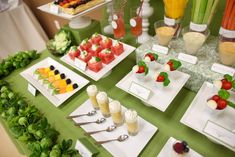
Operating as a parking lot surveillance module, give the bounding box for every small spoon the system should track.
[67,110,97,119]
[84,125,117,135]
[95,134,129,145]
[75,118,106,126]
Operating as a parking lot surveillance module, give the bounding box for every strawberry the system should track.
[157,75,165,82]
[137,66,145,73]
[222,81,232,90]
[211,95,220,102]
[217,99,227,110]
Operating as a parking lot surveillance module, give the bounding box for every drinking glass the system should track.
[112,10,126,39]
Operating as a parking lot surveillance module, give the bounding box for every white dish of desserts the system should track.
[116,63,190,112]
[60,35,136,81]
[70,98,158,157]
[157,137,202,157]
[20,57,89,107]
[38,0,112,20]
[181,81,235,152]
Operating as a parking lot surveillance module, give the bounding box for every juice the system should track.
[113,14,125,39]
[130,16,142,36]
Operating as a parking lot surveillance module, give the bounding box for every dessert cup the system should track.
[218,33,235,66]
[125,109,139,136]
[96,91,110,117]
[86,85,99,110]
[154,20,176,47]
[109,100,123,126]
[182,26,210,55]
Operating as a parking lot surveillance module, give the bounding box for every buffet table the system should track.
[2,50,235,157]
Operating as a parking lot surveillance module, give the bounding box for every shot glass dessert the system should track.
[109,100,123,126]
[86,85,99,110]
[96,91,110,117]
[125,109,139,136]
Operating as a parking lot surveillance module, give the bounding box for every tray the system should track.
[61,35,136,81]
[116,63,190,112]
[181,81,235,152]
[70,98,158,157]
[20,57,89,107]
[157,137,202,157]
[38,0,112,20]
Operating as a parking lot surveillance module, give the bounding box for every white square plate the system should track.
[116,63,190,112]
[70,99,158,157]
[157,137,202,157]
[20,57,89,107]
[181,82,235,152]
[60,35,136,81]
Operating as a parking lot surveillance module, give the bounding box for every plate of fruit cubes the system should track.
[20,57,89,107]
[60,33,136,81]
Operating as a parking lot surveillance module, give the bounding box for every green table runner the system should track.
[2,50,235,157]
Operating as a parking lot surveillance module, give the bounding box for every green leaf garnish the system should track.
[170,59,182,70]
[159,72,168,78]
[153,53,158,61]
[218,89,230,100]
[232,80,235,89]
[228,101,235,109]
[163,78,170,86]
[138,61,148,75]
[95,57,101,62]
[224,74,233,82]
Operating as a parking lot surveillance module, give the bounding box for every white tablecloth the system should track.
[0,1,48,59]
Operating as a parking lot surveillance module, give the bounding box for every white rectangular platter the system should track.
[70,99,158,157]
[116,63,190,112]
[157,137,202,157]
[38,0,112,20]
[60,35,136,81]
[181,81,235,152]
[20,57,89,107]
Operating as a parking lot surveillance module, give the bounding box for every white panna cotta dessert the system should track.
[96,91,110,117]
[109,100,123,126]
[125,109,139,136]
[86,85,99,110]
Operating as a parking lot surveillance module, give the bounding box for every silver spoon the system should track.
[67,110,97,119]
[84,125,117,135]
[95,134,129,145]
[75,118,106,126]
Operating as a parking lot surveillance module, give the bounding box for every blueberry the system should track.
[184,147,190,153]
